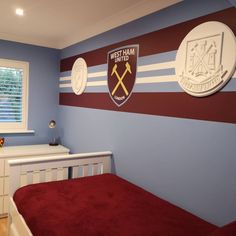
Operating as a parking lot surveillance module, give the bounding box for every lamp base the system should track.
[49,143,59,146]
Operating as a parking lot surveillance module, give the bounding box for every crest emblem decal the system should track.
[107,45,139,106]
[176,21,236,97]
[71,58,88,95]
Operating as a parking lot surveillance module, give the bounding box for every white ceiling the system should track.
[0,0,181,49]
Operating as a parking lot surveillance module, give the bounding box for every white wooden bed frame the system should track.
[7,151,112,236]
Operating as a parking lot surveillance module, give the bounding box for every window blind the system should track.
[0,67,23,123]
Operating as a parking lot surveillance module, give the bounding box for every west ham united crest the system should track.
[107,45,139,106]
[176,21,236,97]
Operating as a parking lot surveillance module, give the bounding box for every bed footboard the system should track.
[8,151,112,236]
[9,197,32,236]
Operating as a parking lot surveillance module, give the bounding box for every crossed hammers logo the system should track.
[190,43,213,75]
[111,62,132,96]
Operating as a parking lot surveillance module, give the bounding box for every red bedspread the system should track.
[14,174,218,236]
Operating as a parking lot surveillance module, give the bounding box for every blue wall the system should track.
[59,0,236,226]
[0,40,60,145]
[0,0,235,228]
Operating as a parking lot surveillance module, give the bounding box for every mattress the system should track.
[14,173,217,236]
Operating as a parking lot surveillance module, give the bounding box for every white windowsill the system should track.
[0,130,35,134]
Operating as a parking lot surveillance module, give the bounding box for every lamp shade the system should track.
[48,120,56,129]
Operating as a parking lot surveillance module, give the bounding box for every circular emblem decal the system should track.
[71,58,88,95]
[176,21,236,97]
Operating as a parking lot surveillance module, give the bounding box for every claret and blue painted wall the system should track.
[1,0,236,227]
[58,0,236,226]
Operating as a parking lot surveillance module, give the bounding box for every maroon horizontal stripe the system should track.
[60,7,236,72]
[59,92,236,124]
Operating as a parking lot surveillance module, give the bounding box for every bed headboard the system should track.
[8,151,112,196]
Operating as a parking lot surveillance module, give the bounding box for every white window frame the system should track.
[0,58,30,133]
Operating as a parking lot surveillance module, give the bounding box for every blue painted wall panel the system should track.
[0,40,60,145]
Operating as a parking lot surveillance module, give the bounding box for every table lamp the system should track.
[48,120,58,146]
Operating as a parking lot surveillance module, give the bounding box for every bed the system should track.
[8,151,236,236]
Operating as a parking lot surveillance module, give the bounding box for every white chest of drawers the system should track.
[0,144,70,217]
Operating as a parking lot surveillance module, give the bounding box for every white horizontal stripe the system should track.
[59,75,177,88]
[138,61,175,72]
[59,76,71,81]
[59,61,176,81]
[79,61,175,79]
[88,71,107,78]
[59,69,236,88]
[59,83,71,88]
[59,81,108,88]
[59,71,108,81]
[59,71,107,81]
[90,61,175,78]
[136,75,178,84]
[87,81,107,86]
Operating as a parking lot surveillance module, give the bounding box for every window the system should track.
[0,59,29,132]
